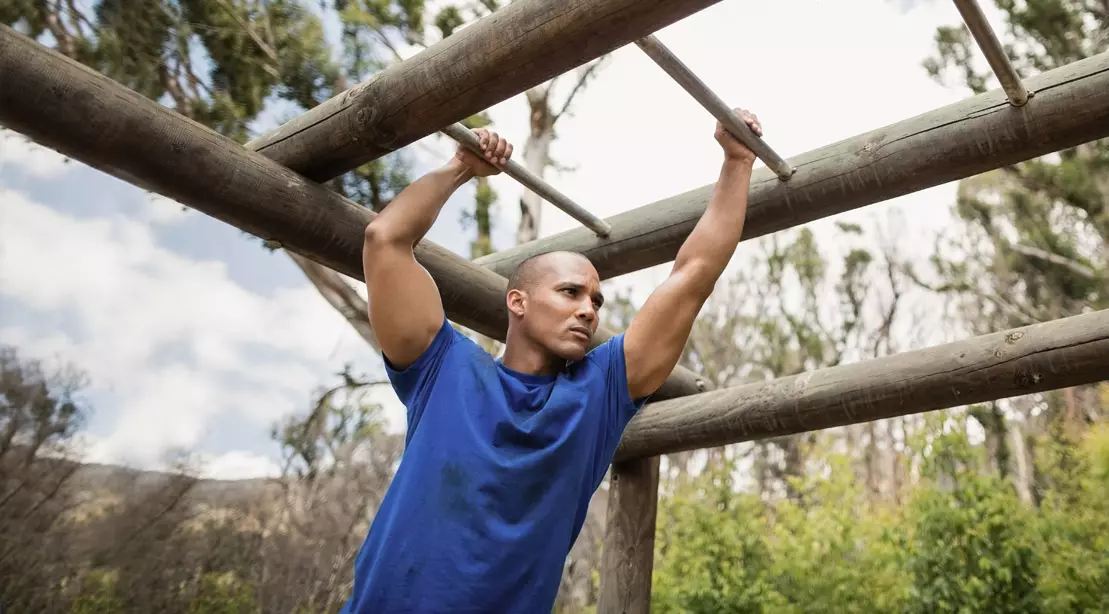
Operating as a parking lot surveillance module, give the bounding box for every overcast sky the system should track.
[0,0,996,479]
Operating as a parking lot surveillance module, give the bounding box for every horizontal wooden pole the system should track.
[614,308,1109,461]
[245,0,723,181]
[477,51,1109,280]
[0,25,705,401]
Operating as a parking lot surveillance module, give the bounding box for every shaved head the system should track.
[506,251,594,295]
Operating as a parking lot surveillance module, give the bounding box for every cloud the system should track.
[0,188,392,473]
[0,130,73,179]
[197,449,283,481]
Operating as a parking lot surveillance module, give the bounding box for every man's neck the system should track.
[500,334,564,377]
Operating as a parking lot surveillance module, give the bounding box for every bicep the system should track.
[623,267,707,399]
[362,232,445,369]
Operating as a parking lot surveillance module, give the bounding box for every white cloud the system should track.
[0,129,72,179]
[198,449,282,481]
[0,188,390,473]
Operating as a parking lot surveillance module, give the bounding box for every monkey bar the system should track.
[244,0,727,181]
[475,49,1109,279]
[952,0,1030,106]
[2,1,1108,610]
[634,34,795,180]
[441,123,612,236]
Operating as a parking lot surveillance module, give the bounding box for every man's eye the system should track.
[562,288,576,296]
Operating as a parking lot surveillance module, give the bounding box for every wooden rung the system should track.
[441,123,612,237]
[634,34,794,181]
[952,0,1031,106]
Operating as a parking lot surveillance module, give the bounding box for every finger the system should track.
[485,134,500,162]
[492,135,508,162]
[503,142,514,164]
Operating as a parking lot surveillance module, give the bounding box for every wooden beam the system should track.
[0,25,706,401]
[245,0,723,182]
[613,308,1109,461]
[597,457,660,614]
[476,51,1109,280]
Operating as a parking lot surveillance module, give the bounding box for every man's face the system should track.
[510,253,603,361]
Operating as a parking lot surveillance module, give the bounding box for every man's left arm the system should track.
[623,109,761,400]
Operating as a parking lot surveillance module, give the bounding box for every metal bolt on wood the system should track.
[442,123,612,238]
[634,34,794,180]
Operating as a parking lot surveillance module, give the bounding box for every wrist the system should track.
[444,156,476,183]
[721,155,755,170]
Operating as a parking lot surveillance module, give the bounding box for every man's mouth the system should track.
[569,326,592,341]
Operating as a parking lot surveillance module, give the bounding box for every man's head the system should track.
[505,250,603,362]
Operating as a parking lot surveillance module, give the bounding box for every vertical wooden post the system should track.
[597,456,661,614]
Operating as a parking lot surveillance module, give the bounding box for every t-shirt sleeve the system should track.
[590,332,652,435]
[382,317,458,438]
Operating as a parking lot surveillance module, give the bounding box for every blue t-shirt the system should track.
[340,318,649,613]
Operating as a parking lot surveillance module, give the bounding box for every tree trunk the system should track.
[1008,423,1035,505]
[518,87,555,244]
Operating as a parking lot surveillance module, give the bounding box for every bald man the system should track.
[342,108,763,614]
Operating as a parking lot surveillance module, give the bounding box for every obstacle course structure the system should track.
[2,1,1108,611]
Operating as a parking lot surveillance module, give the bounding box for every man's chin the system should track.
[554,339,590,362]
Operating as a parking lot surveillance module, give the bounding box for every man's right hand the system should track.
[454,128,514,177]
[714,108,762,164]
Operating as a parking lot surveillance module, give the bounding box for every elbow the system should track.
[363,219,408,252]
[673,258,720,302]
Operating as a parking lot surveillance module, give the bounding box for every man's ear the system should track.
[506,288,527,318]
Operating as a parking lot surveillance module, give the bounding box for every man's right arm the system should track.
[363,129,513,369]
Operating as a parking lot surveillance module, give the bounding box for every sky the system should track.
[0,0,1000,480]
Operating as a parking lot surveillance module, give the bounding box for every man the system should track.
[343,108,763,613]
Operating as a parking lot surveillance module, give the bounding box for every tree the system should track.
[670,217,913,500]
[914,0,1108,503]
[1,0,417,352]
[0,345,90,612]
[904,425,1043,614]
[259,367,403,612]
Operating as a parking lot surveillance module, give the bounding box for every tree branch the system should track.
[1007,243,1098,279]
[214,0,281,79]
[553,57,607,122]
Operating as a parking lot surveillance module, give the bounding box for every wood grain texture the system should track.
[245,0,722,181]
[597,457,660,614]
[0,25,706,399]
[614,308,1109,461]
[477,51,1109,280]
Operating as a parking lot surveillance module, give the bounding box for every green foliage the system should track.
[770,453,910,613]
[3,0,415,211]
[904,430,1042,613]
[650,418,1109,614]
[187,572,257,614]
[70,569,125,614]
[1034,424,1109,613]
[652,462,789,613]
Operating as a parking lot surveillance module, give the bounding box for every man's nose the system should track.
[576,301,595,321]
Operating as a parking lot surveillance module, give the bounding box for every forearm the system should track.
[367,157,474,246]
[672,158,753,293]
